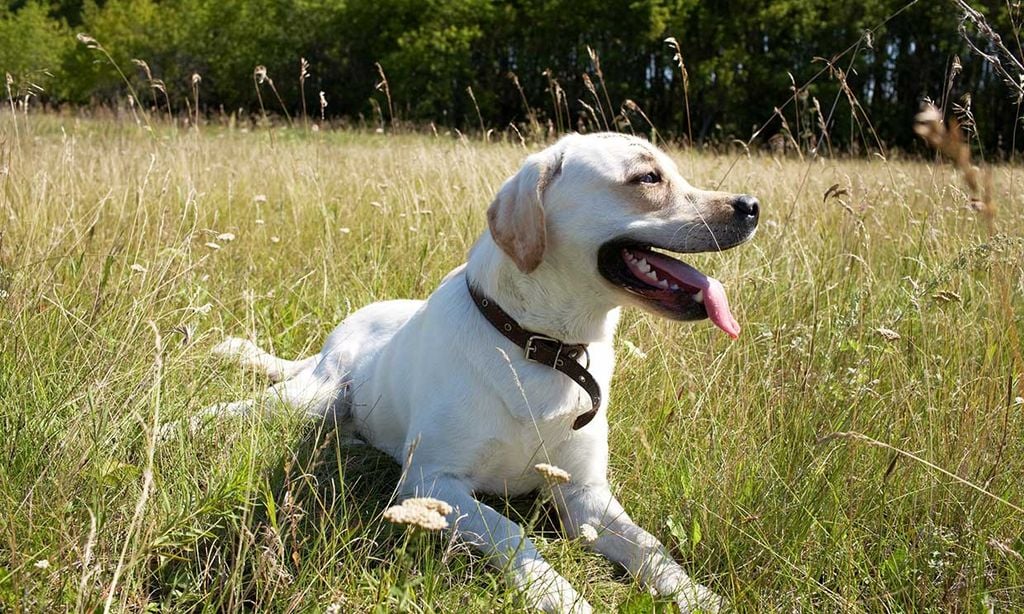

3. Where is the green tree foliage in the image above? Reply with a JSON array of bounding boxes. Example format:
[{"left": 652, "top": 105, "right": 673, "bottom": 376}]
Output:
[
  {"left": 1, "top": 0, "right": 1022, "bottom": 152},
  {"left": 0, "top": 2, "right": 70, "bottom": 97}
]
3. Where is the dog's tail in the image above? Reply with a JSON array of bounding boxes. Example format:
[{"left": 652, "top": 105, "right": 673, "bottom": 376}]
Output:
[{"left": 212, "top": 337, "right": 317, "bottom": 382}]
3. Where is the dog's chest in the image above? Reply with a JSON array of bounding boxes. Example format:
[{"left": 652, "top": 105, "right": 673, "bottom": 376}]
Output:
[
  {"left": 464, "top": 427, "right": 568, "bottom": 495},
  {"left": 463, "top": 363, "right": 613, "bottom": 496}
]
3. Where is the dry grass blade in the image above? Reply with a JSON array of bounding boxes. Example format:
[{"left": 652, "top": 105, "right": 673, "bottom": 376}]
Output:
[
  {"left": 5, "top": 72, "right": 18, "bottom": 143},
  {"left": 374, "top": 62, "right": 395, "bottom": 131},
  {"left": 103, "top": 322, "right": 163, "bottom": 612},
  {"left": 299, "top": 57, "right": 310, "bottom": 129},
  {"left": 586, "top": 46, "right": 615, "bottom": 130},
  {"left": 190, "top": 73, "right": 201, "bottom": 130},
  {"left": 956, "top": 0, "right": 1024, "bottom": 102},
  {"left": 665, "top": 37, "right": 693, "bottom": 145},
  {"left": 581, "top": 73, "right": 608, "bottom": 131},
  {"left": 507, "top": 71, "right": 541, "bottom": 139},
  {"left": 466, "top": 86, "right": 486, "bottom": 140}
]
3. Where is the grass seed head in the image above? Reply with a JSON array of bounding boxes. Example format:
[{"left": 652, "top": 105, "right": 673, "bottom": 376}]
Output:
[
  {"left": 876, "top": 327, "right": 901, "bottom": 341},
  {"left": 75, "top": 33, "right": 100, "bottom": 49},
  {"left": 132, "top": 59, "right": 153, "bottom": 81}
]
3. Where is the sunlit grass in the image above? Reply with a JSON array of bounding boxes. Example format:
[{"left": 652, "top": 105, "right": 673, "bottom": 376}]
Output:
[{"left": 1, "top": 116, "right": 1022, "bottom": 611}]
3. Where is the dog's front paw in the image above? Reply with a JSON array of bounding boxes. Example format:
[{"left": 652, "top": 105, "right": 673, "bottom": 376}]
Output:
[
  {"left": 674, "top": 583, "right": 726, "bottom": 613},
  {"left": 511, "top": 559, "right": 592, "bottom": 614}
]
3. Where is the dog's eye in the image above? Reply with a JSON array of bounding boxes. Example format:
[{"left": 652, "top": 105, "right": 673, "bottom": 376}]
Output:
[{"left": 636, "top": 171, "right": 661, "bottom": 185}]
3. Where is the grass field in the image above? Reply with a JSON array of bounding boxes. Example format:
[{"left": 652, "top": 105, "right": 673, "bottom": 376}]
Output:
[{"left": 1, "top": 116, "right": 1023, "bottom": 612}]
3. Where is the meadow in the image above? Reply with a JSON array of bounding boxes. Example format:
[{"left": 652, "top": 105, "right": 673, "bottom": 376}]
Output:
[{"left": 1, "top": 115, "right": 1022, "bottom": 612}]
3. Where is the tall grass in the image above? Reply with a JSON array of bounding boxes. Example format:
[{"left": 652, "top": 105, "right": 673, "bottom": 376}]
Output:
[{"left": 0, "top": 114, "right": 1022, "bottom": 612}]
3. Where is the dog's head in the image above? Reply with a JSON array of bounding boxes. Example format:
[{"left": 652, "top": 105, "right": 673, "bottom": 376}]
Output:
[{"left": 487, "top": 132, "right": 758, "bottom": 338}]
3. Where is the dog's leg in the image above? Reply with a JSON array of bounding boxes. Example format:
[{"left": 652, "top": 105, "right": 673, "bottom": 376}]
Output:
[
  {"left": 405, "top": 473, "right": 592, "bottom": 614},
  {"left": 164, "top": 370, "right": 346, "bottom": 440},
  {"left": 553, "top": 483, "right": 723, "bottom": 613},
  {"left": 212, "top": 337, "right": 317, "bottom": 382}
]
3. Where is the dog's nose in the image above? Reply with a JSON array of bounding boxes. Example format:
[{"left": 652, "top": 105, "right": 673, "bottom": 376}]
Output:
[{"left": 731, "top": 195, "right": 760, "bottom": 220}]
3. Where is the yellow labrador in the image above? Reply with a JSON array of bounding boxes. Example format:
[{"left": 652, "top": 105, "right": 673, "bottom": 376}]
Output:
[{"left": 210, "top": 133, "right": 758, "bottom": 612}]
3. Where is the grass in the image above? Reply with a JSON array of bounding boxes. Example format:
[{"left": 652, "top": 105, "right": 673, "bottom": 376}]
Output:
[{"left": 1, "top": 115, "right": 1023, "bottom": 612}]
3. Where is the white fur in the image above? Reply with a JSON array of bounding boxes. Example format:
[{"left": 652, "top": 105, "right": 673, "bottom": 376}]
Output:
[{"left": 205, "top": 133, "right": 757, "bottom": 612}]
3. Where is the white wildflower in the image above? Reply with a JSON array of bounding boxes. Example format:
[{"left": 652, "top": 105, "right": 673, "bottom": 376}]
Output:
[
  {"left": 383, "top": 497, "right": 451, "bottom": 531},
  {"left": 253, "top": 194, "right": 268, "bottom": 204},
  {"left": 579, "top": 523, "right": 599, "bottom": 544},
  {"left": 403, "top": 497, "right": 453, "bottom": 516},
  {"left": 270, "top": 236, "right": 280, "bottom": 244},
  {"left": 34, "top": 559, "right": 50, "bottom": 569},
  {"left": 129, "top": 263, "right": 147, "bottom": 274},
  {"left": 534, "top": 463, "right": 571, "bottom": 484},
  {"left": 216, "top": 232, "right": 236, "bottom": 242},
  {"left": 205, "top": 242, "right": 221, "bottom": 250}
]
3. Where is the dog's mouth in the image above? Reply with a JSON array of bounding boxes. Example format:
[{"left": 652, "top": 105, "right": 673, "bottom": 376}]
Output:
[{"left": 597, "top": 242, "right": 740, "bottom": 338}]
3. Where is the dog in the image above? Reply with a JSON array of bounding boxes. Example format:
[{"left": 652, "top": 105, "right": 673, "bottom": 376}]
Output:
[{"left": 207, "top": 132, "right": 758, "bottom": 612}]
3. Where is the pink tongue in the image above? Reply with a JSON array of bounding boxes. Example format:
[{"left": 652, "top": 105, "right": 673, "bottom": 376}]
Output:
[
  {"left": 640, "top": 251, "right": 742, "bottom": 339},
  {"left": 701, "top": 277, "right": 741, "bottom": 339}
]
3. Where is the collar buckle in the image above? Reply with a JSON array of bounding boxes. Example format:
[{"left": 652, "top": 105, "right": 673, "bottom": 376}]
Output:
[{"left": 524, "top": 334, "right": 561, "bottom": 366}]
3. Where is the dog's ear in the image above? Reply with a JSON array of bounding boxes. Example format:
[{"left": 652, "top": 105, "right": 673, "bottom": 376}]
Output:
[{"left": 487, "top": 149, "right": 563, "bottom": 273}]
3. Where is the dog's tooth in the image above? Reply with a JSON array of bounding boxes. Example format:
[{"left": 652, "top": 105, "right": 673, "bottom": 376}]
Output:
[
  {"left": 670, "top": 283, "right": 679, "bottom": 291},
  {"left": 657, "top": 279, "right": 669, "bottom": 289},
  {"left": 638, "top": 259, "right": 650, "bottom": 272},
  {"left": 693, "top": 289, "right": 704, "bottom": 303},
  {"left": 644, "top": 270, "right": 659, "bottom": 282}
]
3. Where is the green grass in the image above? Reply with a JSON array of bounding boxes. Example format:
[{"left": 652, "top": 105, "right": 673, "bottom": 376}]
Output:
[{"left": 1, "top": 116, "right": 1022, "bottom": 612}]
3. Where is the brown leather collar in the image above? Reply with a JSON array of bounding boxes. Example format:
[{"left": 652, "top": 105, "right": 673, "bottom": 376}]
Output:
[{"left": 467, "top": 278, "right": 601, "bottom": 429}]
